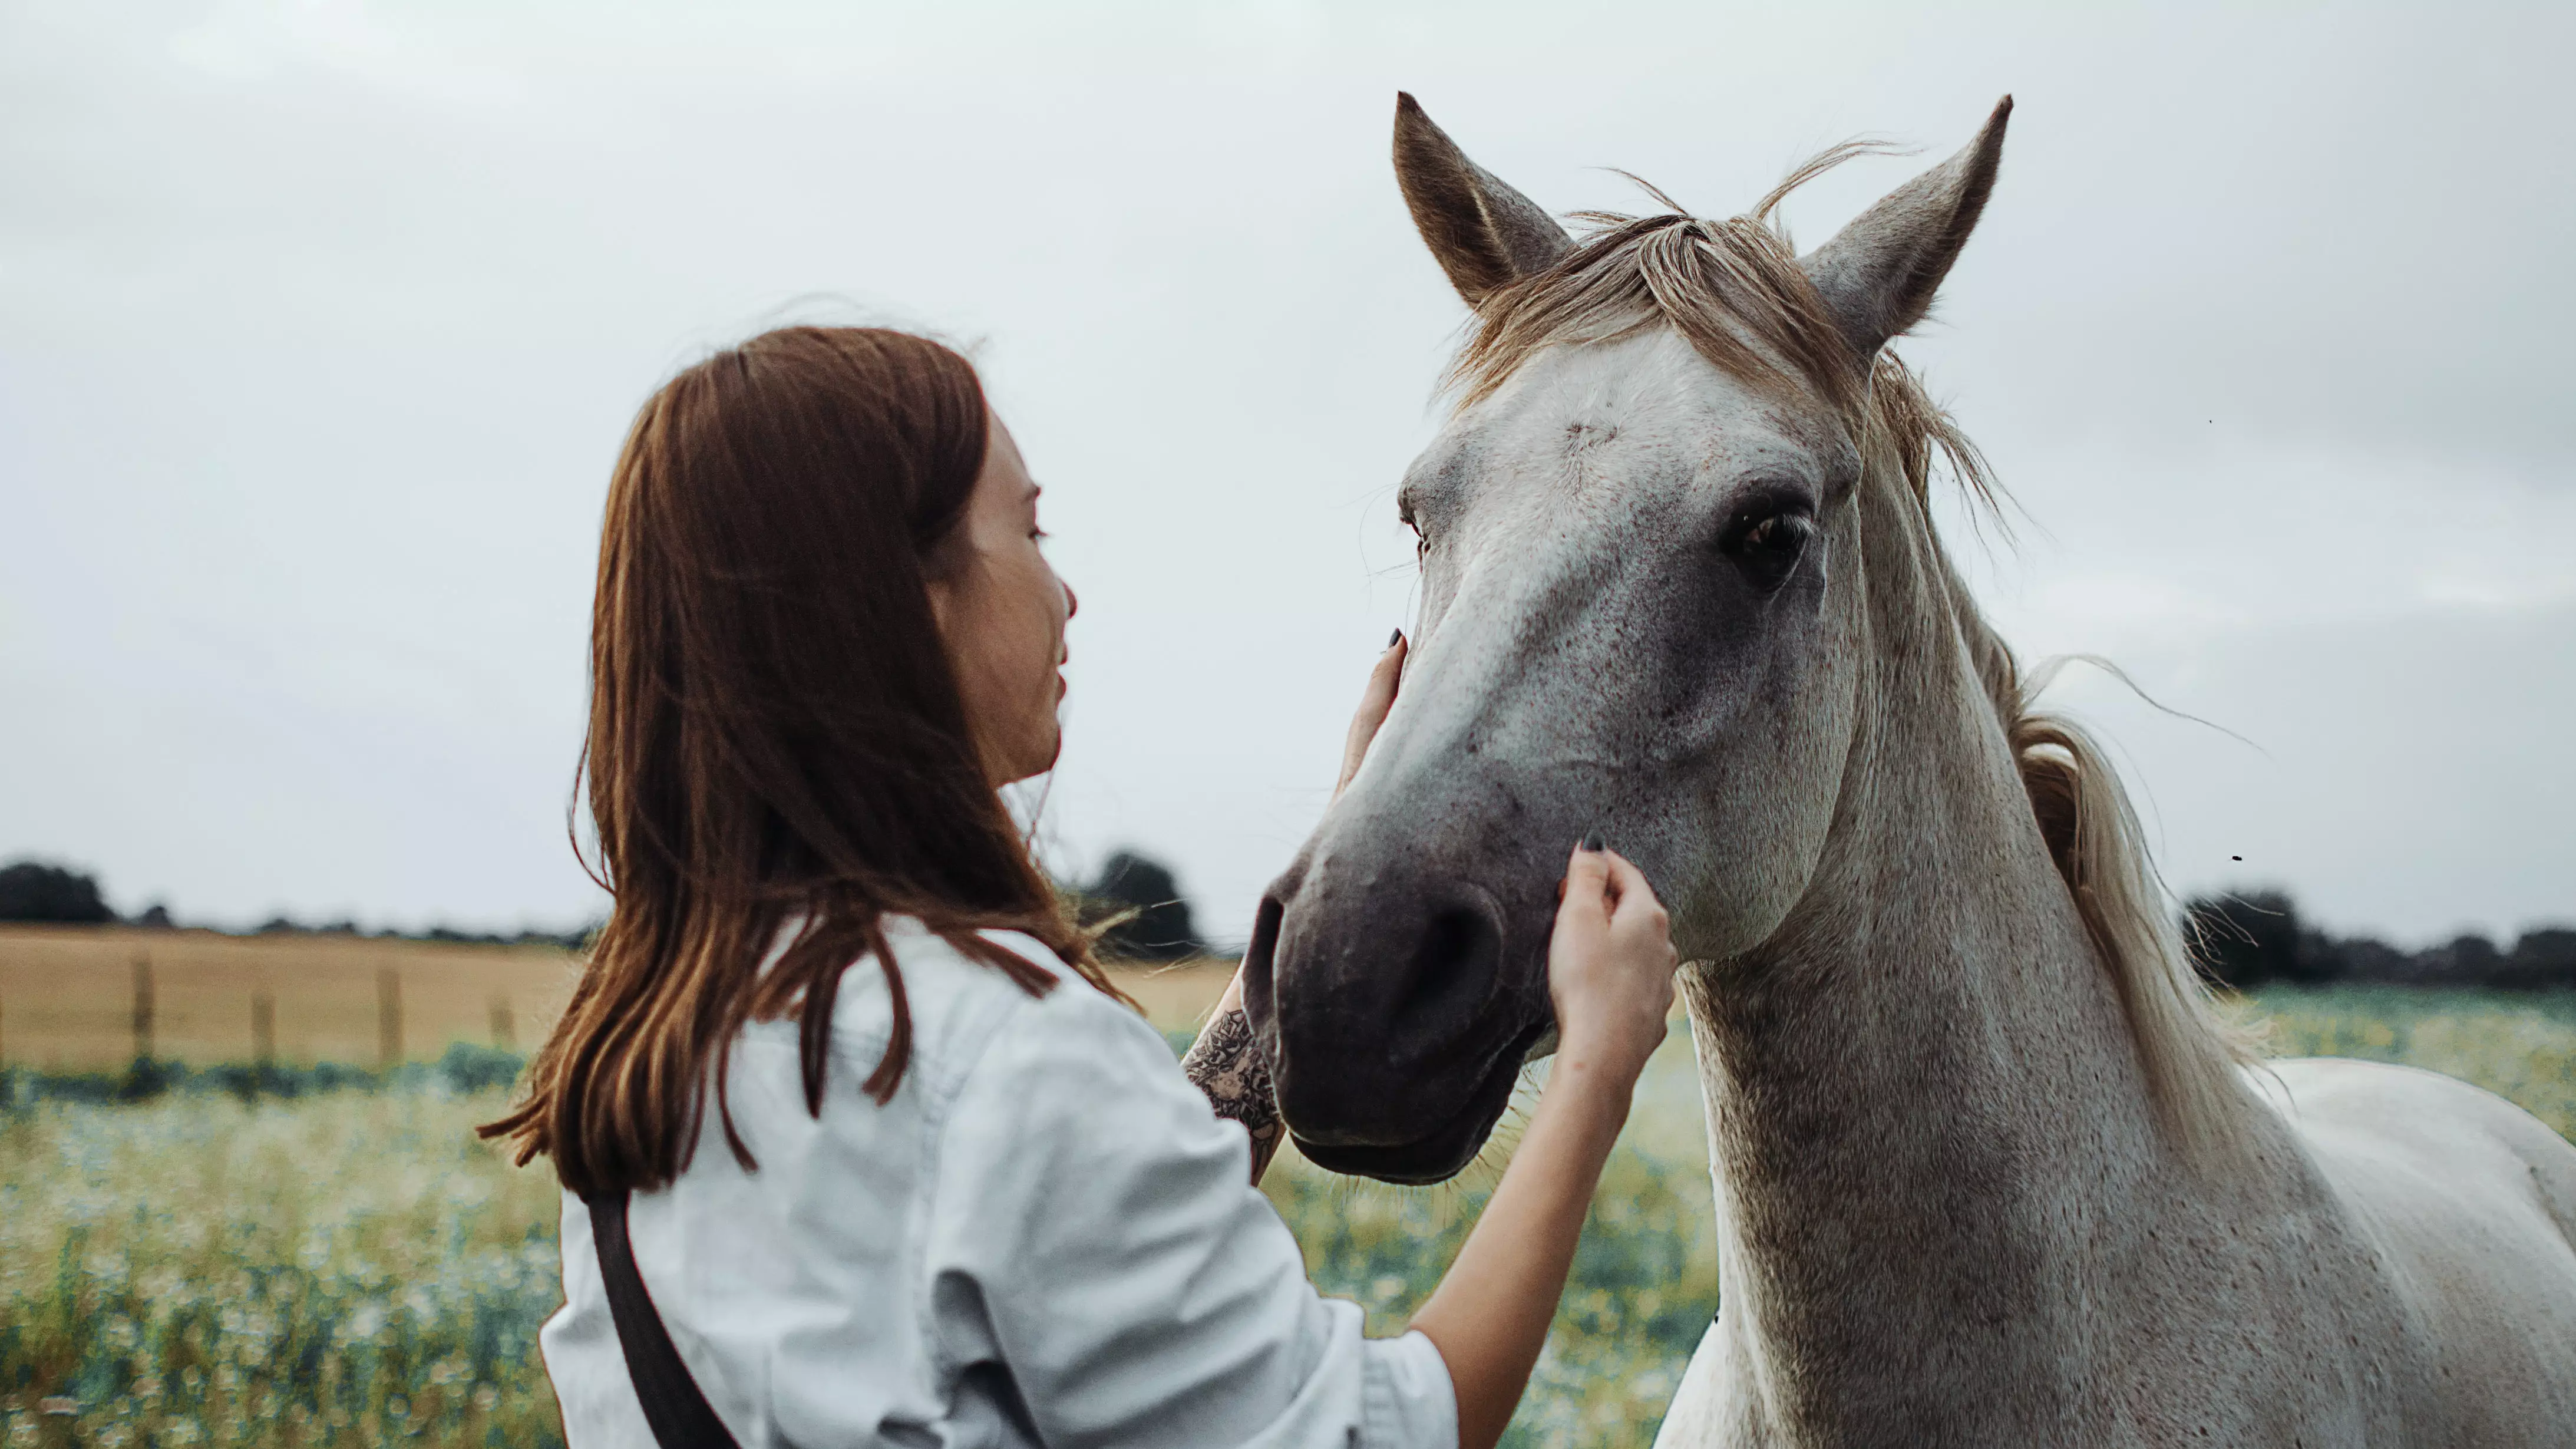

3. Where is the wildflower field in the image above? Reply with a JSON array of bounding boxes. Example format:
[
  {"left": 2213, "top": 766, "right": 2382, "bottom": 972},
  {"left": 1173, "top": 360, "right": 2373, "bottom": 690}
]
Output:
[{"left": 2, "top": 988, "right": 2571, "bottom": 1448}]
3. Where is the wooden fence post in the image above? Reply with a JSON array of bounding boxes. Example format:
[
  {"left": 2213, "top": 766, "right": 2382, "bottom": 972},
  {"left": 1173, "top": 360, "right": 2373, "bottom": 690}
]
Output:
[
  {"left": 377, "top": 968, "right": 402, "bottom": 1067},
  {"left": 252, "top": 989, "right": 276, "bottom": 1068},
  {"left": 488, "top": 993, "right": 516, "bottom": 1051},
  {"left": 132, "top": 953, "right": 156, "bottom": 1064}
]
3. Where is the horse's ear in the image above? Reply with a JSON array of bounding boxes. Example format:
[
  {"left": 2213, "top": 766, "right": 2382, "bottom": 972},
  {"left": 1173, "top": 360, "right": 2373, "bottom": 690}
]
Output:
[
  {"left": 1393, "top": 92, "right": 1572, "bottom": 309},
  {"left": 1799, "top": 96, "right": 2012, "bottom": 362}
]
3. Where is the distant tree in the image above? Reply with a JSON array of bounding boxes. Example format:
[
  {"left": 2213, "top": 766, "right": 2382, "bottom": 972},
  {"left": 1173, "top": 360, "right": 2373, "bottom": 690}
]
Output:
[
  {"left": 2418, "top": 933, "right": 2505, "bottom": 988},
  {"left": 2320, "top": 933, "right": 2426, "bottom": 986},
  {"left": 1085, "top": 850, "right": 1205, "bottom": 962},
  {"left": 134, "top": 903, "right": 175, "bottom": 929},
  {"left": 2184, "top": 889, "right": 2320, "bottom": 988},
  {"left": 2499, "top": 928, "right": 2576, "bottom": 992},
  {"left": 425, "top": 925, "right": 511, "bottom": 945},
  {"left": 0, "top": 860, "right": 115, "bottom": 924},
  {"left": 256, "top": 916, "right": 305, "bottom": 935},
  {"left": 529, "top": 919, "right": 605, "bottom": 951}
]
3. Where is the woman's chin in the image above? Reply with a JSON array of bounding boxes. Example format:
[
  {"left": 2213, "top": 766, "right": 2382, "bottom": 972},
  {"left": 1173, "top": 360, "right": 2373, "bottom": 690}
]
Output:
[{"left": 996, "top": 728, "right": 1065, "bottom": 788}]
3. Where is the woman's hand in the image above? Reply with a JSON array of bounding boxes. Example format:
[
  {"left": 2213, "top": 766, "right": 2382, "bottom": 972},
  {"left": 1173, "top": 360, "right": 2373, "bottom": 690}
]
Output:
[
  {"left": 1544, "top": 839, "right": 1680, "bottom": 1092},
  {"left": 1334, "top": 629, "right": 1406, "bottom": 800},
  {"left": 1187, "top": 630, "right": 1410, "bottom": 1183}
]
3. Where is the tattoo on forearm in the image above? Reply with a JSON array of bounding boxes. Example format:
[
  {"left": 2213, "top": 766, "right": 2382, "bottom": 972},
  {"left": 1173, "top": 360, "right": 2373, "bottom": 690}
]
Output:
[{"left": 1183, "top": 1008, "right": 1283, "bottom": 1183}]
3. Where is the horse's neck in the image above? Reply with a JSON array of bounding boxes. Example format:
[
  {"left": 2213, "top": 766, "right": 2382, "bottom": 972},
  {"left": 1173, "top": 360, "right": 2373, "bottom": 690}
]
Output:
[{"left": 1683, "top": 540, "right": 2171, "bottom": 1430}]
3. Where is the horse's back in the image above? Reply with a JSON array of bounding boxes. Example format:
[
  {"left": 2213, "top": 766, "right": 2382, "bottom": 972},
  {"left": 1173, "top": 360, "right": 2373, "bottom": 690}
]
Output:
[{"left": 2271, "top": 1055, "right": 2576, "bottom": 1442}]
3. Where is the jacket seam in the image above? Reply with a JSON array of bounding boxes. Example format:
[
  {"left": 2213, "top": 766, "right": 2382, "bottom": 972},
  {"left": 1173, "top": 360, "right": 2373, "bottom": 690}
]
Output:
[{"left": 906, "top": 943, "right": 1063, "bottom": 1389}]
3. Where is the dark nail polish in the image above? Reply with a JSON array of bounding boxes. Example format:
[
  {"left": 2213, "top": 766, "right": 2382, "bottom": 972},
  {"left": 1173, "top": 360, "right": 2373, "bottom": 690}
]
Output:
[
  {"left": 1580, "top": 830, "right": 1605, "bottom": 852},
  {"left": 1387, "top": 628, "right": 1405, "bottom": 649}
]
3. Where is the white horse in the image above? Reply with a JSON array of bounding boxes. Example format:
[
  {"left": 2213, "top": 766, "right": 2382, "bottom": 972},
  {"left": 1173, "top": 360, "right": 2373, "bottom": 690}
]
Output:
[{"left": 1240, "top": 94, "right": 2576, "bottom": 1444}]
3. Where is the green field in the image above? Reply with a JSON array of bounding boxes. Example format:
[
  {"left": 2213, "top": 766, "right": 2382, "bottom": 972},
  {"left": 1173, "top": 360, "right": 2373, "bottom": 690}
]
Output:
[{"left": 2, "top": 987, "right": 2570, "bottom": 1447}]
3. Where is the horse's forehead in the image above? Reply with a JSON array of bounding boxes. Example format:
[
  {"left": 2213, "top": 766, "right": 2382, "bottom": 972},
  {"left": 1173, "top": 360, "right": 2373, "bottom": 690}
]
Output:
[
  {"left": 1503, "top": 334, "right": 1764, "bottom": 435},
  {"left": 1424, "top": 335, "right": 1836, "bottom": 504}
]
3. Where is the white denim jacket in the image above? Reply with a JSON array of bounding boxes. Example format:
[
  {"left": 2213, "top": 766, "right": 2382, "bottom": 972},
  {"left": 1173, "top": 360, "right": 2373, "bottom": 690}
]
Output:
[{"left": 542, "top": 916, "right": 1458, "bottom": 1449}]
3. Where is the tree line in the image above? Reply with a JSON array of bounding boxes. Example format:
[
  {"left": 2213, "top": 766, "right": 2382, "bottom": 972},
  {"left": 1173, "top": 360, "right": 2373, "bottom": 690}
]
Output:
[
  {"left": 2184, "top": 889, "right": 2574, "bottom": 991},
  {"left": 0, "top": 851, "right": 1214, "bottom": 962},
  {"left": 0, "top": 859, "right": 595, "bottom": 949},
  {"left": 22, "top": 854, "right": 2561, "bottom": 986}
]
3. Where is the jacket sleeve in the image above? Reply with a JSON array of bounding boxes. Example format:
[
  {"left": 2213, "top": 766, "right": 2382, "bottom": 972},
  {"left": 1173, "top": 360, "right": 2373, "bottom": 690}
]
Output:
[{"left": 921, "top": 975, "right": 1458, "bottom": 1449}]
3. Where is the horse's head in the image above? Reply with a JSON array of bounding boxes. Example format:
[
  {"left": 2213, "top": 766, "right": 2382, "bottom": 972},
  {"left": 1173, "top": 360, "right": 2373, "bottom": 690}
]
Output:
[{"left": 1244, "top": 93, "right": 2010, "bottom": 1183}]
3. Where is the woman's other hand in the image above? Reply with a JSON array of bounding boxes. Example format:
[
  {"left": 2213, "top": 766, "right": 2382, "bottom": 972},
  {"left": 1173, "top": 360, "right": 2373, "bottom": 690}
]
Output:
[
  {"left": 1187, "top": 630, "right": 1409, "bottom": 1183},
  {"left": 1333, "top": 631, "right": 1406, "bottom": 800},
  {"left": 1545, "top": 839, "right": 1679, "bottom": 1091}
]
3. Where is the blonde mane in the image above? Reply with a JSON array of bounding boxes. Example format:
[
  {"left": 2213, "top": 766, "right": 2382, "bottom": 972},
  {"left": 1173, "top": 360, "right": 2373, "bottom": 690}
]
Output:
[{"left": 1445, "top": 173, "right": 2263, "bottom": 1164}]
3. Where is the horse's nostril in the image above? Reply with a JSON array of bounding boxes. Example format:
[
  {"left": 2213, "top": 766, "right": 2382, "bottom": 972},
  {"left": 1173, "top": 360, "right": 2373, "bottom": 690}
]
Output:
[{"left": 1397, "top": 902, "right": 1503, "bottom": 1030}]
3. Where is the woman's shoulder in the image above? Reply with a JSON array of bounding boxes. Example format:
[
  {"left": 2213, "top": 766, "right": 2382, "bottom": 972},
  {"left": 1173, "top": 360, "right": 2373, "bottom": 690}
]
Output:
[
  {"left": 830, "top": 916, "right": 1155, "bottom": 1101},
  {"left": 867, "top": 915, "right": 1094, "bottom": 1006}
]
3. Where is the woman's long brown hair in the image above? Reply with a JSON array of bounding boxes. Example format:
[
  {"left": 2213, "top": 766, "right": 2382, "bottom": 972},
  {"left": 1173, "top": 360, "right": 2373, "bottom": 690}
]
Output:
[{"left": 483, "top": 326, "right": 1125, "bottom": 1196}]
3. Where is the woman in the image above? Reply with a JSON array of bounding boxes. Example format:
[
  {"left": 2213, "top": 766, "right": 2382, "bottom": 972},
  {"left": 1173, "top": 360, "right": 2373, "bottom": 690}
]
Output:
[{"left": 486, "top": 326, "right": 1679, "bottom": 1449}]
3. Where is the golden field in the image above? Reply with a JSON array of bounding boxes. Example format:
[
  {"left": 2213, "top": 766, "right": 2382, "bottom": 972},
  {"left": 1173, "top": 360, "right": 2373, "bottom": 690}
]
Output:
[
  {"left": 0, "top": 925, "right": 1234, "bottom": 1071},
  {"left": 0, "top": 928, "right": 580, "bottom": 1072}
]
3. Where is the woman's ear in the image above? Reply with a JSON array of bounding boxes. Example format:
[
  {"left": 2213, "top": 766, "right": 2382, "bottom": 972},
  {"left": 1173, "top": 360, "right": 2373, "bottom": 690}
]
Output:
[
  {"left": 919, "top": 514, "right": 981, "bottom": 635},
  {"left": 924, "top": 572, "right": 960, "bottom": 639}
]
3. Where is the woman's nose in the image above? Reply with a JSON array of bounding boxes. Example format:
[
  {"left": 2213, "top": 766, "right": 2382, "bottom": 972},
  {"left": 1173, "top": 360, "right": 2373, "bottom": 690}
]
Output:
[{"left": 1062, "top": 579, "right": 1079, "bottom": 620}]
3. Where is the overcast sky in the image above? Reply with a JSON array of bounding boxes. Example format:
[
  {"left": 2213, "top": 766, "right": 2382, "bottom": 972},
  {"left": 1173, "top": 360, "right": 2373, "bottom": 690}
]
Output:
[{"left": 3, "top": 0, "right": 2570, "bottom": 946}]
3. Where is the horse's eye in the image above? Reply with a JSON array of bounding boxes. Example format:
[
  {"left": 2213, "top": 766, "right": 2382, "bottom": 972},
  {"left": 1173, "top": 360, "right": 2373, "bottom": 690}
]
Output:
[{"left": 1722, "top": 509, "right": 1814, "bottom": 589}]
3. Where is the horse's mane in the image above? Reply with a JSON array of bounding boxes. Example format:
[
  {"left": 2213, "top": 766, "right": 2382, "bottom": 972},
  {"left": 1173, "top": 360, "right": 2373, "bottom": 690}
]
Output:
[{"left": 1446, "top": 161, "right": 2263, "bottom": 1166}]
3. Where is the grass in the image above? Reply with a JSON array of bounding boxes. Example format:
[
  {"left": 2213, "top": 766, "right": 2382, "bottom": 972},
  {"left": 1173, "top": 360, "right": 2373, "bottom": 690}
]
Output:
[
  {"left": 2, "top": 988, "right": 2570, "bottom": 1446},
  {"left": 0, "top": 1091, "right": 563, "bottom": 1448}
]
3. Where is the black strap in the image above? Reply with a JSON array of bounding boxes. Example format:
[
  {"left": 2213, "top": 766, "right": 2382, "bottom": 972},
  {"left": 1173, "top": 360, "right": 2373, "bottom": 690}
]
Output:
[{"left": 584, "top": 1190, "right": 745, "bottom": 1449}]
